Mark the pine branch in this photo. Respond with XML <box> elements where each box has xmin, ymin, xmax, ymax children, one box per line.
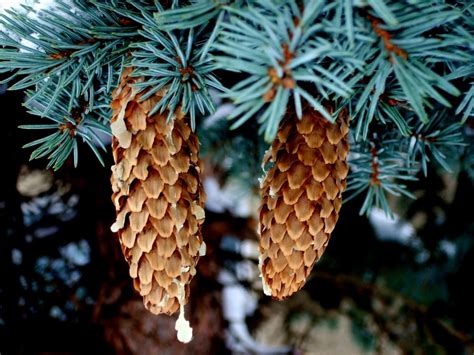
<box><xmin>88</xmin><ymin>1</ymin><xmax>225</xmax><ymax>128</ymax></box>
<box><xmin>348</xmin><ymin>0</ymin><xmax>471</xmax><ymax>139</ymax></box>
<box><xmin>0</xmin><ymin>1</ymin><xmax>137</xmax><ymax>105</ymax></box>
<box><xmin>0</xmin><ymin>0</ymin><xmax>140</xmax><ymax>168</ymax></box>
<box><xmin>130</xmin><ymin>21</ymin><xmax>224</xmax><ymax>129</ymax></box>
<box><xmin>1</xmin><ymin>0</ymin><xmax>472</xmax><ymax>218</ymax></box>
<box><xmin>154</xmin><ymin>0</ymin><xmax>249</xmax><ymax>30</ymax></box>
<box><xmin>214</xmin><ymin>0</ymin><xmax>359</xmax><ymax>141</ymax></box>
<box><xmin>20</xmin><ymin>78</ymin><xmax>111</xmax><ymax>170</ymax></box>
<box><xmin>405</xmin><ymin>111</ymin><xmax>466</xmax><ymax>176</ymax></box>
<box><xmin>347</xmin><ymin>138</ymin><xmax>418</xmax><ymax>217</ymax></box>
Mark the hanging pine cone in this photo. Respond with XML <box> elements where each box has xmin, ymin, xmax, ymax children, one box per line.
<box><xmin>258</xmin><ymin>107</ymin><xmax>349</xmax><ymax>300</ymax></box>
<box><xmin>110</xmin><ymin>68</ymin><xmax>206</xmax><ymax>323</ymax></box>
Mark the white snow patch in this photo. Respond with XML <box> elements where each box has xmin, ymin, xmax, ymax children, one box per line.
<box><xmin>440</xmin><ymin>240</ymin><xmax>456</xmax><ymax>258</ymax></box>
<box><xmin>235</xmin><ymin>260</ymin><xmax>258</xmax><ymax>281</ymax></box>
<box><xmin>369</xmin><ymin>207</ymin><xmax>415</xmax><ymax>244</ymax></box>
<box><xmin>202</xmin><ymin>103</ymin><xmax>235</xmax><ymax>128</ymax></box>
<box><xmin>59</xmin><ymin>240</ymin><xmax>90</xmax><ymax>266</ymax></box>
<box><xmin>204</xmin><ymin>176</ymin><xmax>260</xmax><ymax>218</ymax></box>
<box><xmin>218</xmin><ymin>270</ymin><xmax>290</xmax><ymax>354</ymax></box>
<box><xmin>240</xmin><ymin>240</ymin><xmax>259</xmax><ymax>259</ymax></box>
<box><xmin>12</xmin><ymin>249</ymin><xmax>23</xmax><ymax>265</ymax></box>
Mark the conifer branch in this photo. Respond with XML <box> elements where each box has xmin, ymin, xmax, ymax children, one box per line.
<box><xmin>348</xmin><ymin>1</ymin><xmax>471</xmax><ymax>140</ymax></box>
<box><xmin>20</xmin><ymin>78</ymin><xmax>111</xmax><ymax>170</ymax></box>
<box><xmin>154</xmin><ymin>0</ymin><xmax>248</xmax><ymax>30</ymax></box>
<box><xmin>214</xmin><ymin>0</ymin><xmax>359</xmax><ymax>141</ymax></box>
<box><xmin>405</xmin><ymin>112</ymin><xmax>466</xmax><ymax>175</ymax></box>
<box><xmin>0</xmin><ymin>0</ymin><xmax>472</xmax><ymax>216</ymax></box>
<box><xmin>129</xmin><ymin>18</ymin><xmax>225</xmax><ymax>129</ymax></box>
<box><xmin>347</xmin><ymin>140</ymin><xmax>417</xmax><ymax>217</ymax></box>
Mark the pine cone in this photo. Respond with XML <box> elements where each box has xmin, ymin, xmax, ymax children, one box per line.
<box><xmin>110</xmin><ymin>68</ymin><xmax>206</xmax><ymax>318</ymax></box>
<box><xmin>259</xmin><ymin>107</ymin><xmax>349</xmax><ymax>300</ymax></box>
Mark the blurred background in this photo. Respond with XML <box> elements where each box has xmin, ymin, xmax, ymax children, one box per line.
<box><xmin>1</xmin><ymin>85</ymin><xmax>474</xmax><ymax>354</ymax></box>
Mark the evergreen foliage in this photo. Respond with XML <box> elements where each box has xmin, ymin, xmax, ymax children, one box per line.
<box><xmin>0</xmin><ymin>0</ymin><xmax>472</xmax><ymax>216</ymax></box>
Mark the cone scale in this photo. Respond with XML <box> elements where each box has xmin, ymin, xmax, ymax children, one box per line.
<box><xmin>110</xmin><ymin>68</ymin><xmax>206</xmax><ymax>330</ymax></box>
<box><xmin>259</xmin><ymin>107</ymin><xmax>349</xmax><ymax>300</ymax></box>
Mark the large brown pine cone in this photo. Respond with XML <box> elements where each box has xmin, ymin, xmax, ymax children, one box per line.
<box><xmin>110</xmin><ymin>68</ymin><xmax>206</xmax><ymax>316</ymax></box>
<box><xmin>259</xmin><ymin>107</ymin><xmax>349</xmax><ymax>300</ymax></box>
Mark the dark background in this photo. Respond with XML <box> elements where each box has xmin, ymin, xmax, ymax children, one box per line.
<box><xmin>1</xmin><ymin>86</ymin><xmax>473</xmax><ymax>354</ymax></box>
